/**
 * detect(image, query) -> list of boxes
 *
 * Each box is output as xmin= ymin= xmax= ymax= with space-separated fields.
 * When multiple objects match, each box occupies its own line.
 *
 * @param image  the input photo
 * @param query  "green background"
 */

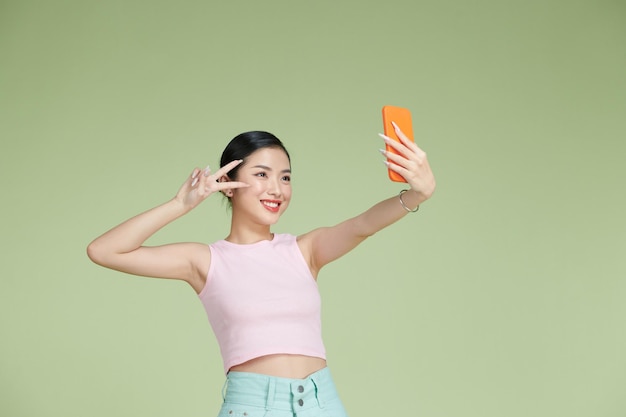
xmin=1 ymin=0 xmax=625 ymax=416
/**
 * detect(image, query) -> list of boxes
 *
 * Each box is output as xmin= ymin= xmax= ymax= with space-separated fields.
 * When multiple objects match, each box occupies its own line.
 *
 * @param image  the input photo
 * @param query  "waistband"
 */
xmin=223 ymin=367 xmax=339 ymax=412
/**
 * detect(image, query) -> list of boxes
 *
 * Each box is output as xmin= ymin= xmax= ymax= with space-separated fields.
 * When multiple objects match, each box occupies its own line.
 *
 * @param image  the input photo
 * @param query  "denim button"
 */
xmin=298 ymin=399 xmax=304 ymax=406
xmin=298 ymin=385 xmax=304 ymax=393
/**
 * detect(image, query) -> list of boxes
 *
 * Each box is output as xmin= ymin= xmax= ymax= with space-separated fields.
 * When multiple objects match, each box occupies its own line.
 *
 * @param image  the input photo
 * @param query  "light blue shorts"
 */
xmin=218 ymin=367 xmax=348 ymax=417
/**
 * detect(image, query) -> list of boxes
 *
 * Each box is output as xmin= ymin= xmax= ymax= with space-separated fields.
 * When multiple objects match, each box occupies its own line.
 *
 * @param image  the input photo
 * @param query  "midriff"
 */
xmin=229 ymin=354 xmax=327 ymax=379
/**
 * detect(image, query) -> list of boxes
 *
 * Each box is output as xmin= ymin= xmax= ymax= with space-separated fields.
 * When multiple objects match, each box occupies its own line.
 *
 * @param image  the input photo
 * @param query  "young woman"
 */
xmin=87 ymin=125 xmax=435 ymax=417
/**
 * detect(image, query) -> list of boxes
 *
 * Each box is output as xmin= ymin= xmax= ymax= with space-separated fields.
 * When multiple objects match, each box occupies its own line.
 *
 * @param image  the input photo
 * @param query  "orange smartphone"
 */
xmin=382 ymin=105 xmax=414 ymax=182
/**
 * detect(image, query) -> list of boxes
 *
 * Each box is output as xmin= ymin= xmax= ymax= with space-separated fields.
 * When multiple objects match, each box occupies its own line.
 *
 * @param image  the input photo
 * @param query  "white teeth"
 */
xmin=262 ymin=201 xmax=279 ymax=208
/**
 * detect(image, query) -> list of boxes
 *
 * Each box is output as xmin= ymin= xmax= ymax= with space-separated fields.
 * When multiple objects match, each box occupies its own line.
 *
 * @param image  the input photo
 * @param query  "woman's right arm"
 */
xmin=86 ymin=160 xmax=248 ymax=292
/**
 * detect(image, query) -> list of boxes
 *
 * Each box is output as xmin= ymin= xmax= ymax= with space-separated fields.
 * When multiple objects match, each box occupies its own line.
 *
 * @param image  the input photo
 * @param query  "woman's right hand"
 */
xmin=175 ymin=159 xmax=250 ymax=209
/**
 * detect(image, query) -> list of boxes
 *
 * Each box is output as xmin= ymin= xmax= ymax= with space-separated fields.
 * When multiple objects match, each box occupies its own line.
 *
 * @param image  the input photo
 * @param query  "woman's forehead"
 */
xmin=244 ymin=147 xmax=291 ymax=168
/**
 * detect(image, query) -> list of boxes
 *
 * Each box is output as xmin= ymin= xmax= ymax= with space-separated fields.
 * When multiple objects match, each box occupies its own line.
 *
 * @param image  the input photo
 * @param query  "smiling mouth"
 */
xmin=261 ymin=200 xmax=281 ymax=212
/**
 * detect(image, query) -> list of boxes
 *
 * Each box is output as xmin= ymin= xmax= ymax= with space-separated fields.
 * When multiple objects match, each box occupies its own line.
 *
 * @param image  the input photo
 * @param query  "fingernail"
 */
xmin=378 ymin=148 xmax=386 ymax=155
xmin=191 ymin=177 xmax=198 ymax=187
xmin=382 ymin=160 xmax=390 ymax=166
xmin=392 ymin=121 xmax=399 ymax=129
xmin=378 ymin=133 xmax=390 ymax=141
xmin=203 ymin=165 xmax=211 ymax=176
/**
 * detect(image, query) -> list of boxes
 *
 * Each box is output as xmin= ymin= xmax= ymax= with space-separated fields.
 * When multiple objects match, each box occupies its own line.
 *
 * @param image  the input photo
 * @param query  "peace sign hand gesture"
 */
xmin=174 ymin=159 xmax=250 ymax=210
xmin=379 ymin=122 xmax=436 ymax=203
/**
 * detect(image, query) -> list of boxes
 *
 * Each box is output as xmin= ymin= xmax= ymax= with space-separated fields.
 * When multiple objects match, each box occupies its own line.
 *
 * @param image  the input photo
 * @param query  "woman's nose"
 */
xmin=267 ymin=179 xmax=281 ymax=196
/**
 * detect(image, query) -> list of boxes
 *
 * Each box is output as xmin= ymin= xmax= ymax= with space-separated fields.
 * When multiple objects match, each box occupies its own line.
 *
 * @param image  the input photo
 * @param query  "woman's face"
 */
xmin=229 ymin=147 xmax=292 ymax=225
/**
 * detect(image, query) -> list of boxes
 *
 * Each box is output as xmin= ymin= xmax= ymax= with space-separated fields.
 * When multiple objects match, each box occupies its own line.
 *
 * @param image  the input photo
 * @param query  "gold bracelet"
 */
xmin=399 ymin=189 xmax=419 ymax=213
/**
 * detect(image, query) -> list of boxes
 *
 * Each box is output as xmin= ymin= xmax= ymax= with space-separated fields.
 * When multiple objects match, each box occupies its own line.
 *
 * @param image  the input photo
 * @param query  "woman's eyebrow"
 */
xmin=252 ymin=165 xmax=291 ymax=173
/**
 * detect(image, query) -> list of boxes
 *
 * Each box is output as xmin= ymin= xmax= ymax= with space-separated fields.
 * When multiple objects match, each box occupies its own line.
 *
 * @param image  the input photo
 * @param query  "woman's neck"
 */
xmin=225 ymin=224 xmax=274 ymax=245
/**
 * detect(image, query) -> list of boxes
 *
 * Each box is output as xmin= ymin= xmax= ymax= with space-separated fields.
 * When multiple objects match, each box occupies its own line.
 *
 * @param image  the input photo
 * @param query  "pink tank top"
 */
xmin=198 ymin=233 xmax=326 ymax=374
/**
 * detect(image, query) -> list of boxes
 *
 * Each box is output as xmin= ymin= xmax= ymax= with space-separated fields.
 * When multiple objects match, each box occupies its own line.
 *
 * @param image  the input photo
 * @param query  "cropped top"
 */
xmin=198 ymin=233 xmax=326 ymax=374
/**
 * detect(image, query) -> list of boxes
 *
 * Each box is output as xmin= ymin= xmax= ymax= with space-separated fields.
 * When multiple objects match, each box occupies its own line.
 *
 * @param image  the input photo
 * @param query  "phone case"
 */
xmin=382 ymin=105 xmax=414 ymax=182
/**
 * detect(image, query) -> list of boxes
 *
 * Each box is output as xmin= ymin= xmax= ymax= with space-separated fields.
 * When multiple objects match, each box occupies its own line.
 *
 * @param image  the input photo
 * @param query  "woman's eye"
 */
xmin=255 ymin=172 xmax=267 ymax=177
xmin=282 ymin=176 xmax=291 ymax=182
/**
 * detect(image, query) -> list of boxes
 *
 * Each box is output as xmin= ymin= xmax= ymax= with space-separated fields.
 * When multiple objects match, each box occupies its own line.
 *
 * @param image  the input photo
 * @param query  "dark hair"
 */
xmin=220 ymin=131 xmax=290 ymax=180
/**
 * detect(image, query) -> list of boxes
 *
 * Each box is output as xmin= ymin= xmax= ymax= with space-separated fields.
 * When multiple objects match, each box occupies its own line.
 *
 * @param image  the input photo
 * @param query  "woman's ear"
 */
xmin=219 ymin=175 xmax=233 ymax=197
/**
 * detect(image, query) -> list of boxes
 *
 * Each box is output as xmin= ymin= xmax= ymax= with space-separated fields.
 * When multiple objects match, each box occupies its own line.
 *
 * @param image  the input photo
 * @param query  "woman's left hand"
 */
xmin=379 ymin=122 xmax=436 ymax=202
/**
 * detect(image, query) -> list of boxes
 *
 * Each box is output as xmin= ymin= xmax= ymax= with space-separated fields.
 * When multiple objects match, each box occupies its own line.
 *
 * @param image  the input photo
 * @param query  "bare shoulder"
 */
xmin=138 ymin=241 xmax=212 ymax=294
xmin=296 ymin=229 xmax=320 ymax=257
xmin=295 ymin=218 xmax=369 ymax=274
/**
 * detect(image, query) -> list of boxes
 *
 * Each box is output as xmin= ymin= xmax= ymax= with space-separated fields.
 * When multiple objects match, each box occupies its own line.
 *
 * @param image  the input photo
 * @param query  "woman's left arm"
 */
xmin=299 ymin=122 xmax=436 ymax=275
